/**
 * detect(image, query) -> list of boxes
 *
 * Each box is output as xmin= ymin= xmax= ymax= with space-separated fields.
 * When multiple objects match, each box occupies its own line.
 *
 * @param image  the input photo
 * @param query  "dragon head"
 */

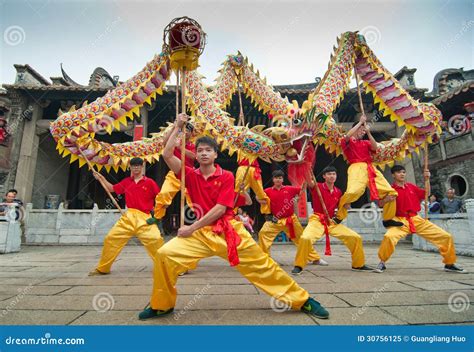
xmin=268 ymin=98 xmax=327 ymax=163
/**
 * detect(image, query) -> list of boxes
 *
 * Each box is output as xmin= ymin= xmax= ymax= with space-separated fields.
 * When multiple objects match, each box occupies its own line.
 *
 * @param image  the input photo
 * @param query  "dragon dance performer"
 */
xmin=257 ymin=170 xmax=324 ymax=265
xmin=154 ymin=124 xmax=196 ymax=219
xmin=89 ymin=158 xmax=163 ymax=276
xmin=374 ymin=165 xmax=467 ymax=274
xmin=235 ymin=151 xmax=270 ymax=214
xmin=292 ymin=166 xmax=372 ymax=275
xmin=335 ymin=114 xmax=401 ymax=228
xmin=139 ymin=113 xmax=329 ymax=320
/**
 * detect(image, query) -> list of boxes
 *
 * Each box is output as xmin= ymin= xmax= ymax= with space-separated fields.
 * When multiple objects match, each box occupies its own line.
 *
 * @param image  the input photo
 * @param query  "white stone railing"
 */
xmin=18 ymin=200 xmax=474 ymax=257
xmin=0 ymin=220 xmax=21 ymax=253
xmin=24 ymin=203 xmax=121 ymax=245
xmin=412 ymin=199 xmax=474 ymax=257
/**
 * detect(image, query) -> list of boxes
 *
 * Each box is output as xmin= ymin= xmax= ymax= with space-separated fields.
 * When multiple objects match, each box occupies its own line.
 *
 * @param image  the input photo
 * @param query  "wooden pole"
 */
xmin=237 ymin=82 xmax=245 ymax=126
xmin=77 ymin=147 xmax=125 ymax=215
xmin=354 ymin=68 xmax=367 ymax=122
xmin=308 ymin=169 xmax=330 ymax=221
xmin=180 ymin=69 xmax=187 ymax=227
xmin=424 ymin=144 xmax=430 ymax=219
xmin=309 ymin=145 xmax=332 ymax=255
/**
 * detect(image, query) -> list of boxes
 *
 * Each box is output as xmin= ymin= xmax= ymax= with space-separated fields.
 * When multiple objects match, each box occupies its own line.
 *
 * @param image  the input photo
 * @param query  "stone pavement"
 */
xmin=0 ymin=242 xmax=473 ymax=325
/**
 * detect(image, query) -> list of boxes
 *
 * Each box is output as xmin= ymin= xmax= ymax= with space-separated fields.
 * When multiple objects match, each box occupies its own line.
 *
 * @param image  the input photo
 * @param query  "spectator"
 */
xmin=235 ymin=207 xmax=243 ymax=221
xmin=428 ymin=194 xmax=441 ymax=215
xmin=241 ymin=211 xmax=255 ymax=235
xmin=0 ymin=191 xmax=23 ymax=221
xmin=441 ymin=188 xmax=463 ymax=214
xmin=7 ymin=189 xmax=23 ymax=207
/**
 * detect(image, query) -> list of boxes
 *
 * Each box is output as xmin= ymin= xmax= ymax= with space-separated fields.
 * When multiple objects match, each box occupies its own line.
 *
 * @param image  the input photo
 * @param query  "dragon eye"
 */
xmin=293 ymin=117 xmax=302 ymax=126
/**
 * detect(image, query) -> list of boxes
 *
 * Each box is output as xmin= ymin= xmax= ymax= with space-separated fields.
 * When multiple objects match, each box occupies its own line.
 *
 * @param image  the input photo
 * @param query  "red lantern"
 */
xmin=163 ymin=17 xmax=206 ymax=72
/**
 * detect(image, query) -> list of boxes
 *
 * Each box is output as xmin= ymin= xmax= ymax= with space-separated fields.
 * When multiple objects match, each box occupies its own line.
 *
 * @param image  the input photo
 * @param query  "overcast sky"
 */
xmin=1 ymin=0 xmax=472 ymax=91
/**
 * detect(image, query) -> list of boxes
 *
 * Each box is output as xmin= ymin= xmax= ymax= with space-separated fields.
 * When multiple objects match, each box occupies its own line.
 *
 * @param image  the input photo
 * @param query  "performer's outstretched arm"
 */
xmin=366 ymin=126 xmax=378 ymax=151
xmin=242 ymin=191 xmax=252 ymax=206
xmin=163 ymin=113 xmax=187 ymax=174
xmin=345 ymin=114 xmax=367 ymax=140
xmin=93 ymin=172 xmax=114 ymax=193
xmin=178 ymin=204 xmax=227 ymax=237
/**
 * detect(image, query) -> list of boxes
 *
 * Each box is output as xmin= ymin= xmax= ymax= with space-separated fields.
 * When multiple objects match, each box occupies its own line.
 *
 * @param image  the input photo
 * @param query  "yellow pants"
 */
xmin=294 ymin=214 xmax=365 ymax=268
xmin=96 ymin=209 xmax=163 ymax=273
xmin=150 ymin=220 xmax=309 ymax=311
xmin=154 ymin=171 xmax=191 ymax=219
xmin=337 ymin=162 xmax=397 ymax=221
xmin=378 ymin=215 xmax=457 ymax=264
xmin=235 ymin=166 xmax=270 ymax=214
xmin=258 ymin=214 xmax=319 ymax=262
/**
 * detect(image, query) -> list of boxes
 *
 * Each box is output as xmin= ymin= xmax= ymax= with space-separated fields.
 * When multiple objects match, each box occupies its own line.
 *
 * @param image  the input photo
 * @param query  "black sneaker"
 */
xmin=301 ymin=297 xmax=329 ymax=319
xmin=138 ymin=306 xmax=174 ymax=320
xmin=352 ymin=265 xmax=374 ymax=272
xmin=291 ymin=266 xmax=303 ymax=275
xmin=444 ymin=264 xmax=468 ymax=274
xmin=373 ymin=262 xmax=386 ymax=273
xmin=382 ymin=220 xmax=404 ymax=228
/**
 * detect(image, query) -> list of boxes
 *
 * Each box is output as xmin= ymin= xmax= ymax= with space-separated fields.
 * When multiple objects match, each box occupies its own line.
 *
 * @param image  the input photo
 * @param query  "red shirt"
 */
xmin=234 ymin=193 xmax=246 ymax=208
xmin=238 ymin=158 xmax=259 ymax=167
xmin=310 ymin=183 xmax=342 ymax=218
xmin=179 ymin=164 xmax=235 ymax=220
xmin=174 ymin=142 xmax=196 ymax=168
xmin=341 ymin=137 xmax=373 ymax=163
xmin=392 ymin=182 xmax=426 ymax=217
xmin=113 ymin=176 xmax=160 ymax=213
xmin=264 ymin=185 xmax=301 ymax=218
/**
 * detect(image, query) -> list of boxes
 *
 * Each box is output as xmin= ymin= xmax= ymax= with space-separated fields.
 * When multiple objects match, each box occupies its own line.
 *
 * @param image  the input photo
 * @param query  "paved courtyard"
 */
xmin=0 ymin=242 xmax=473 ymax=325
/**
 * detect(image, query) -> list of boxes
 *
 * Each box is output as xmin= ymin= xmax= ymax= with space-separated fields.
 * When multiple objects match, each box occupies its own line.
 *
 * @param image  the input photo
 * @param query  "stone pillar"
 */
xmin=14 ymin=103 xmax=42 ymax=203
xmin=465 ymin=199 xmax=474 ymax=241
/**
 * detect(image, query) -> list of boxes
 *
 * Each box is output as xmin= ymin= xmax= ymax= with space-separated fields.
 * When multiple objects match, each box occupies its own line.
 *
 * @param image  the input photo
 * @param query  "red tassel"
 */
xmin=325 ymin=231 xmax=332 ymax=256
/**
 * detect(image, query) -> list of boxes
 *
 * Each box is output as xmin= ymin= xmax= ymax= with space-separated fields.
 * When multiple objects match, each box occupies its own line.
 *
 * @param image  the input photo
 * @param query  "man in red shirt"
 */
xmin=257 ymin=170 xmax=320 ymax=264
xmin=292 ymin=166 xmax=372 ymax=275
xmin=374 ymin=165 xmax=466 ymax=273
xmin=139 ymin=113 xmax=329 ymax=320
xmin=235 ymin=151 xmax=269 ymax=213
xmin=154 ymin=124 xmax=195 ymax=219
xmin=335 ymin=115 xmax=401 ymax=228
xmin=89 ymin=157 xmax=163 ymax=276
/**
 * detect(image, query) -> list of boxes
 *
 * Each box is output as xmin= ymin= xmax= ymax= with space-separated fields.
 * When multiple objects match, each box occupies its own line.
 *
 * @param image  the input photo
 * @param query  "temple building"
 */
xmin=1 ymin=63 xmax=473 ymax=231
